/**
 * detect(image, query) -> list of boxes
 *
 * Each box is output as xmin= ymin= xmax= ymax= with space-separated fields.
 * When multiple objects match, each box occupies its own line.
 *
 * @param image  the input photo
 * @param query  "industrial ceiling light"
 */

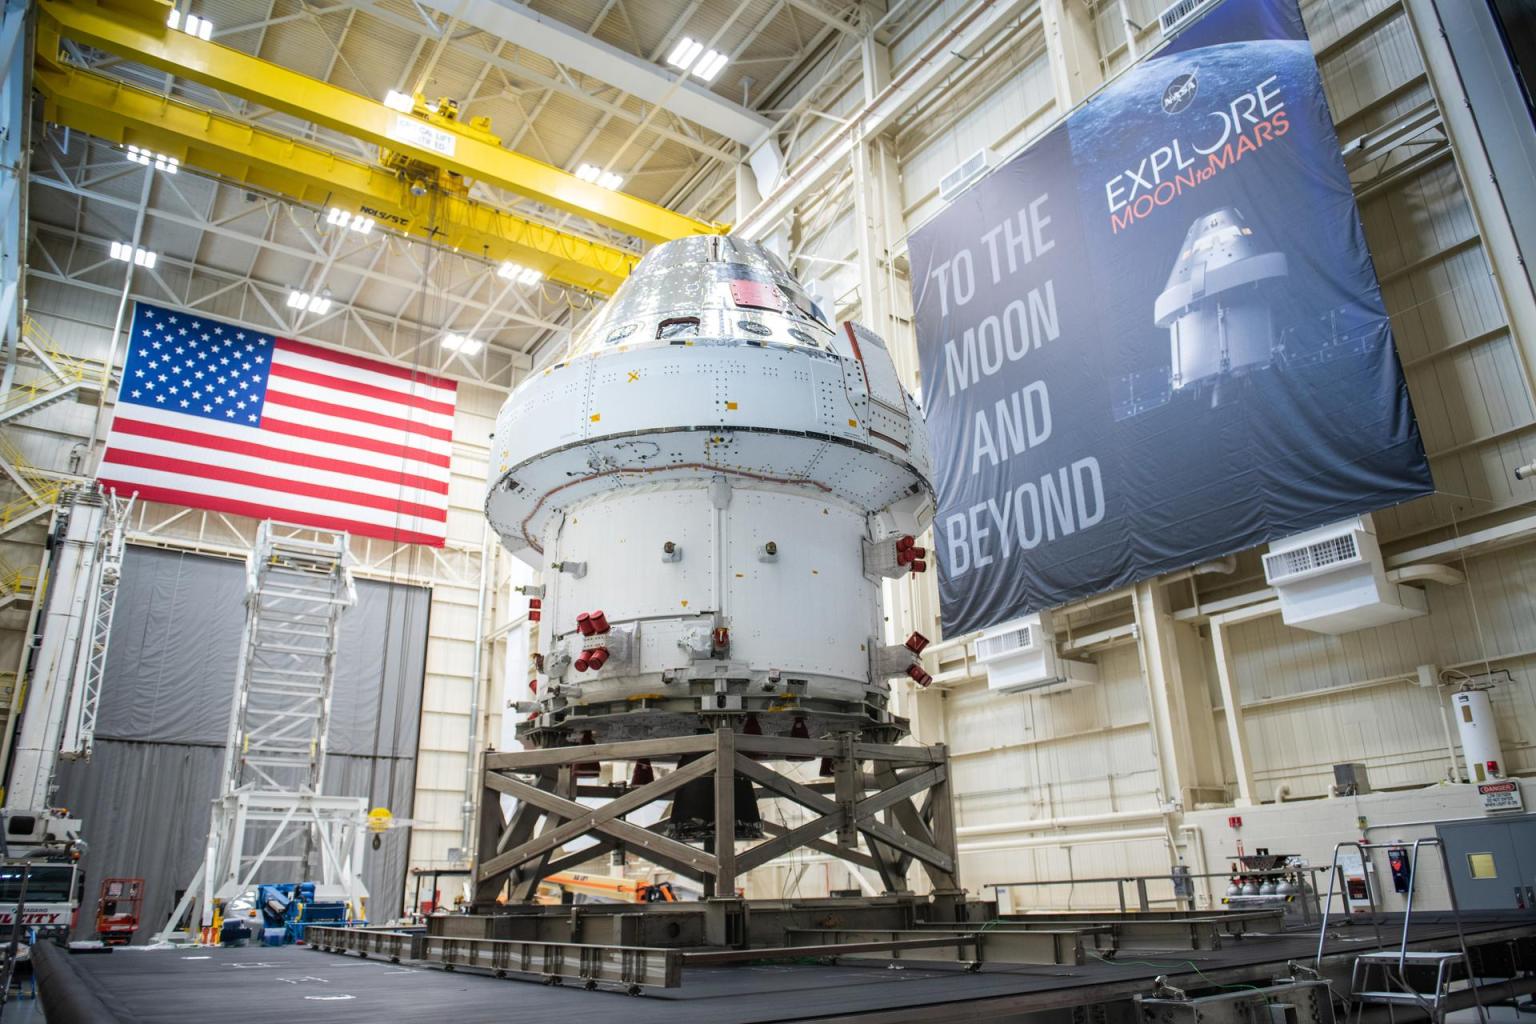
xmin=667 ymin=36 xmax=728 ymax=81
xmin=109 ymin=242 xmax=158 ymax=268
xmin=166 ymin=8 xmax=214 ymax=39
xmin=382 ymin=89 xmax=415 ymax=112
xmin=693 ymin=49 xmax=729 ymax=82
xmin=442 ymin=332 xmax=484 ymax=356
xmin=126 ymin=145 xmax=179 ymax=174
xmin=667 ymin=37 xmax=704 ymax=72
xmin=497 ymin=261 xmax=543 ymax=286
xmin=286 ymin=289 xmax=332 ymax=315
xmin=326 ymin=207 xmax=375 ymax=235
xmin=575 ymin=164 xmax=624 ymax=191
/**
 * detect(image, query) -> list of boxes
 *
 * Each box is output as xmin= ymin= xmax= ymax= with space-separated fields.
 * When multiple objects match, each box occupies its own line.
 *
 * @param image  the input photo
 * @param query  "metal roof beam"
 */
xmin=33 ymin=63 xmax=637 ymax=294
xmin=31 ymin=156 xmax=567 ymax=336
xmin=420 ymin=0 xmax=773 ymax=147
xmin=37 ymin=0 xmax=719 ymax=244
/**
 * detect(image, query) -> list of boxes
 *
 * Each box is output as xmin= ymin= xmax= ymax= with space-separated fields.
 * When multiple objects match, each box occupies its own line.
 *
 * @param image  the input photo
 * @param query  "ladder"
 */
xmin=1316 ymin=839 xmax=1486 ymax=1024
xmin=156 ymin=521 xmax=368 ymax=942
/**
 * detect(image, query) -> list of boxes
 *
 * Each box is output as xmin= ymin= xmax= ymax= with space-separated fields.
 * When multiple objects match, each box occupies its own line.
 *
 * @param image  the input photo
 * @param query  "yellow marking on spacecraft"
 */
xmin=627 ymin=370 xmax=640 ymax=382
xmin=591 ymin=413 xmax=601 ymax=422
xmin=680 ymin=599 xmax=689 ymax=607
xmin=848 ymin=418 xmax=858 ymax=428
xmin=725 ymin=401 xmax=738 ymax=410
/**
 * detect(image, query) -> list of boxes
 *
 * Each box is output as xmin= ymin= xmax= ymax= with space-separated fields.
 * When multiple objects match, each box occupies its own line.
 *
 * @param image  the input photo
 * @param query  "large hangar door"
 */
xmin=53 ymin=545 xmax=430 ymax=938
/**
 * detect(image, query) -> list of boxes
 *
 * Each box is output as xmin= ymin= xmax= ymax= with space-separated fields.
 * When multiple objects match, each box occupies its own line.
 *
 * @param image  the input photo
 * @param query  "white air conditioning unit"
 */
xmin=1263 ymin=515 xmax=1426 ymax=634
xmin=940 ymin=148 xmax=993 ymax=203
xmin=975 ymin=610 xmax=1098 ymax=695
xmin=1158 ymin=0 xmax=1218 ymax=36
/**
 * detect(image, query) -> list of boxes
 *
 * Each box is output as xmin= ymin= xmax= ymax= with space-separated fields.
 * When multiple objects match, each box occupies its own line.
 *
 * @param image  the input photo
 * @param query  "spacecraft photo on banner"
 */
xmin=907 ymin=0 xmax=1433 ymax=635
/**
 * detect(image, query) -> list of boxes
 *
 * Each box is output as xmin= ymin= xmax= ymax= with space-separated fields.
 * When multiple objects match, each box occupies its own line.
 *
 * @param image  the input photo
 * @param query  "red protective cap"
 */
xmin=906 ymin=665 xmax=933 ymax=687
xmin=910 ymin=546 xmax=926 ymax=559
xmin=528 ymin=597 xmax=542 ymax=609
xmin=529 ymin=610 xmax=541 ymax=622
xmin=896 ymin=535 xmax=915 ymax=552
xmin=589 ymin=609 xmax=610 ymax=633
xmin=905 ymin=631 xmax=930 ymax=654
xmin=911 ymin=559 xmax=927 ymax=573
xmin=587 ymin=647 xmax=609 ymax=670
xmin=897 ymin=548 xmax=914 ymax=565
xmin=576 ymin=612 xmax=596 ymax=637
xmin=573 ymin=653 xmax=591 ymax=672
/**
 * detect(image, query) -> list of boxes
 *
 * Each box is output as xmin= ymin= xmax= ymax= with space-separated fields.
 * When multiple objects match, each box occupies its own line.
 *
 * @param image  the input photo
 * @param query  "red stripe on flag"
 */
xmin=268 ymin=362 xmax=457 ymax=418
xmin=96 ymin=479 xmax=446 ymax=547
xmin=264 ymin=390 xmax=454 ymax=443
xmin=102 ymin=448 xmax=448 ymax=522
xmin=260 ymin=416 xmax=451 ymax=468
xmin=274 ymin=336 xmax=457 ymax=391
xmin=109 ymin=416 xmax=450 ymax=495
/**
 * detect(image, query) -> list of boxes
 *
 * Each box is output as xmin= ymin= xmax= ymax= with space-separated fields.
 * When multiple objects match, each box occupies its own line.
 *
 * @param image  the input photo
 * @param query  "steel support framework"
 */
xmin=33 ymin=63 xmax=638 ymax=295
xmin=474 ymin=729 xmax=960 ymax=909
xmin=157 ymin=521 xmax=366 ymax=941
xmin=35 ymin=0 xmax=718 ymax=245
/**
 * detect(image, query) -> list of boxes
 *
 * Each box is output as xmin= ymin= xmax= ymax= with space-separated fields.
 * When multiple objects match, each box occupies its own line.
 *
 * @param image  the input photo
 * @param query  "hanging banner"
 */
xmin=908 ymin=0 xmax=1432 ymax=635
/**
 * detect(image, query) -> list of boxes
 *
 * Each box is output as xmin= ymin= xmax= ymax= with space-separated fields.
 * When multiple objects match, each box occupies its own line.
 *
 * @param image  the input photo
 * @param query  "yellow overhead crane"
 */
xmin=33 ymin=0 xmax=725 ymax=294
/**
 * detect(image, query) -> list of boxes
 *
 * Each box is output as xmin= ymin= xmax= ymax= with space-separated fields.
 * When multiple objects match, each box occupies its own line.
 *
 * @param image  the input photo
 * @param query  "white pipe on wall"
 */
xmin=959 ymin=826 xmax=1167 ymax=853
xmin=957 ymin=807 xmax=1169 ymax=837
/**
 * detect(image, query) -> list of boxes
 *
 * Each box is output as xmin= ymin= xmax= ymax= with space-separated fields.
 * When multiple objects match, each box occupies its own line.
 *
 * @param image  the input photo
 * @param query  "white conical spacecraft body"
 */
xmin=1154 ymin=207 xmax=1289 ymax=395
xmin=485 ymin=236 xmax=934 ymax=746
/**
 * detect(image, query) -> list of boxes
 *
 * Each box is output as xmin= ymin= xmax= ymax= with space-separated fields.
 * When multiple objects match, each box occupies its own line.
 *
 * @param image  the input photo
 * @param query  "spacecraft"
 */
xmin=1154 ymin=207 xmax=1289 ymax=401
xmin=485 ymin=236 xmax=935 ymax=766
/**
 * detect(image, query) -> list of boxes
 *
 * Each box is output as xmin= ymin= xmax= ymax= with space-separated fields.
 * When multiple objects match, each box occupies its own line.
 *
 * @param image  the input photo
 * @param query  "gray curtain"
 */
xmin=53 ymin=545 xmax=429 ymax=939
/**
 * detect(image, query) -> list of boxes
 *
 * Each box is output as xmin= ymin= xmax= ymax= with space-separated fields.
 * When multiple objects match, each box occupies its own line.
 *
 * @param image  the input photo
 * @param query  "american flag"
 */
xmin=98 ymin=302 xmax=457 ymax=547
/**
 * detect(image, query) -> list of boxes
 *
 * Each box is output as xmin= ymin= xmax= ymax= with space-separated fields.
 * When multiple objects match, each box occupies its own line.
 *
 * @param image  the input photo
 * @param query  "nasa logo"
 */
xmin=1162 ymin=71 xmax=1198 ymax=114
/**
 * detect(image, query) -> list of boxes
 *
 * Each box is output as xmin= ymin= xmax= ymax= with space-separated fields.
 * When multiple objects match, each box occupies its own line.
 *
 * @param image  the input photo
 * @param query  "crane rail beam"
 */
xmin=37 ymin=0 xmax=720 ymax=246
xmin=34 ymin=63 xmax=638 ymax=294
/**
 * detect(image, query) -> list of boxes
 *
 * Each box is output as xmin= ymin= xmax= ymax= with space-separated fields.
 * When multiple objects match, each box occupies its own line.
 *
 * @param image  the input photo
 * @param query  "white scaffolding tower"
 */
xmin=3 ymin=484 xmax=133 ymax=820
xmin=157 ymin=522 xmax=368 ymax=942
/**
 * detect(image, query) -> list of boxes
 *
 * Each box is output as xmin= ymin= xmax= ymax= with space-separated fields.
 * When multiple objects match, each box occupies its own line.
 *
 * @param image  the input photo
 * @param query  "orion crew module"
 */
xmin=485 ymin=235 xmax=935 ymax=749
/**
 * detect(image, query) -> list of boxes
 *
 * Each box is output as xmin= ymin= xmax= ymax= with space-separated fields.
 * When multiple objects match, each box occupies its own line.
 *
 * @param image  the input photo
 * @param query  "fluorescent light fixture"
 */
xmin=442 ymin=333 xmax=484 ymax=356
xmin=383 ymin=89 xmax=414 ymax=112
xmin=287 ymin=290 xmax=332 ymax=315
xmin=168 ymin=9 xmax=213 ymax=38
xmin=693 ymin=49 xmax=728 ymax=82
xmin=575 ymin=164 xmax=624 ymax=191
xmin=326 ymin=207 xmax=375 ymax=234
xmin=127 ymin=145 xmax=179 ymax=173
xmin=497 ymin=261 xmax=543 ymax=286
xmin=667 ymin=36 xmax=704 ymax=71
xmin=666 ymin=36 xmax=727 ymax=81
xmin=110 ymin=242 xmax=157 ymax=268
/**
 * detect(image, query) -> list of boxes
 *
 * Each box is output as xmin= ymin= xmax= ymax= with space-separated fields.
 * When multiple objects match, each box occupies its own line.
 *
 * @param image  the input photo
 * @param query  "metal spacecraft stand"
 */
xmin=157 ymin=522 xmax=367 ymax=942
xmin=473 ymin=729 xmax=960 ymax=916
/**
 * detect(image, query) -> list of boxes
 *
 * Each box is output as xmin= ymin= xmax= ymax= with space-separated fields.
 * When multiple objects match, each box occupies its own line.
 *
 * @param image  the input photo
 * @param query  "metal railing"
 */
xmin=1314 ymin=839 xmax=1485 ymax=1021
xmin=988 ymin=866 xmax=1329 ymax=922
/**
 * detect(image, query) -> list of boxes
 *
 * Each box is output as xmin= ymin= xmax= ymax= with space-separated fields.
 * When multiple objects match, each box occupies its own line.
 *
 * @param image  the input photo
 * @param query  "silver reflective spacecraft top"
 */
xmin=568 ymin=235 xmax=836 ymax=357
xmin=1154 ymin=207 xmax=1288 ymax=326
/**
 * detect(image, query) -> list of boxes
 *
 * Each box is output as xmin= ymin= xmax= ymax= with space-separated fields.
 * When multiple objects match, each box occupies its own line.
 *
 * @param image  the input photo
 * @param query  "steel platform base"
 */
xmin=35 ymin=912 xmax=1536 ymax=1023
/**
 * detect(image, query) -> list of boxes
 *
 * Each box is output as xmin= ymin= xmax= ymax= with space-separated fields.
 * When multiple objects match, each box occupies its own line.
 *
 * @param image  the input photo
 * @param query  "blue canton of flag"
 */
xmin=120 ymin=307 xmax=275 ymax=426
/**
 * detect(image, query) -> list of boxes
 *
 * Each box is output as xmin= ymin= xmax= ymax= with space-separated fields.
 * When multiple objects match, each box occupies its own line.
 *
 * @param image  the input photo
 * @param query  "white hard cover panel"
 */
xmin=849 ymin=323 xmax=908 ymax=415
xmin=725 ymin=489 xmax=875 ymax=682
xmin=549 ymin=488 xmax=716 ymax=628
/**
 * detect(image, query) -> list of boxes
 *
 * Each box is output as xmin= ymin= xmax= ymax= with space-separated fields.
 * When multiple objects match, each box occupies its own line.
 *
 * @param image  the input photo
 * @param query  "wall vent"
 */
xmin=1262 ymin=531 xmax=1362 ymax=585
xmin=940 ymin=148 xmax=992 ymax=203
xmin=975 ymin=612 xmax=1098 ymax=695
xmin=1264 ymin=516 xmax=1427 ymax=634
xmin=975 ymin=624 xmax=1035 ymax=662
xmin=1159 ymin=0 xmax=1217 ymax=35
